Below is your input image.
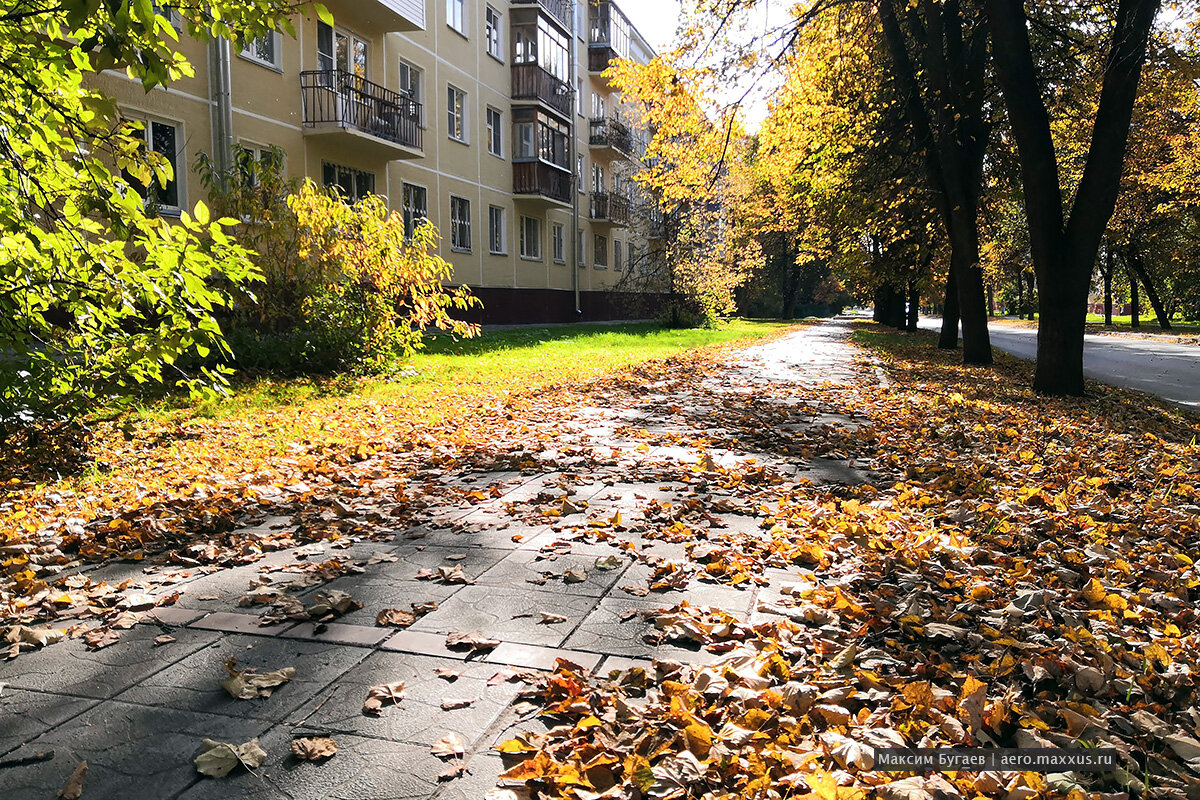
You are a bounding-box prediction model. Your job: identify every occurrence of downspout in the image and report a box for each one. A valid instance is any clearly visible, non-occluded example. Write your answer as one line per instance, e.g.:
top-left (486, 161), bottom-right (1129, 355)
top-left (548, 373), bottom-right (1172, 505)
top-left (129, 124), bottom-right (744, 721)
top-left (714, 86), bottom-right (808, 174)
top-left (570, 0), bottom-right (581, 318)
top-left (210, 37), bottom-right (235, 183)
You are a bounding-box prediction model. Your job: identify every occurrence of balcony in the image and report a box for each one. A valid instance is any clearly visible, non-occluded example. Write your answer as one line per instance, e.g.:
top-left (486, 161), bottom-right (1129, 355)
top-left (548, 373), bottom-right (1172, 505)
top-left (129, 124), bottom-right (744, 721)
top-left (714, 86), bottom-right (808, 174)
top-left (589, 43), bottom-right (618, 74)
top-left (514, 162), bottom-right (572, 206)
top-left (511, 64), bottom-right (573, 120)
top-left (326, 0), bottom-right (424, 32)
top-left (300, 70), bottom-right (423, 160)
top-left (589, 117), bottom-right (633, 157)
top-left (509, 0), bottom-right (571, 32)
top-left (590, 192), bottom-right (630, 226)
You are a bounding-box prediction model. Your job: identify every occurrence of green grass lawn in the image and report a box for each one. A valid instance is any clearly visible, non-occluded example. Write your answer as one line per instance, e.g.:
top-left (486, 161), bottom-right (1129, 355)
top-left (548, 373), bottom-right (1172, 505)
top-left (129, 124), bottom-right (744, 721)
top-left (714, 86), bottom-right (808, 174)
top-left (993, 313), bottom-right (1200, 335)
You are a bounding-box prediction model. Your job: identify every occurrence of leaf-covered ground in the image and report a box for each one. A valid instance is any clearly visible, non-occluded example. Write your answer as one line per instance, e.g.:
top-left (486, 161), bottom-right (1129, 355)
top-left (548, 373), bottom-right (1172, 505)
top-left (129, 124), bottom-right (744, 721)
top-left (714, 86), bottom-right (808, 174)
top-left (478, 325), bottom-right (1200, 800)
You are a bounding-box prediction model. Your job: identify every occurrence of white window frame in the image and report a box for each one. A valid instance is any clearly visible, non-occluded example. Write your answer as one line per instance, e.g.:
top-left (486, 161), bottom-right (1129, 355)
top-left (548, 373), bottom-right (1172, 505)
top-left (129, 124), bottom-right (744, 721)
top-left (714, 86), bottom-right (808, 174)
top-left (488, 205), bottom-right (506, 254)
top-left (398, 59), bottom-right (424, 126)
top-left (520, 215), bottom-right (542, 260)
top-left (127, 114), bottom-right (185, 215)
top-left (593, 233), bottom-right (608, 268)
top-left (577, 230), bottom-right (585, 266)
top-left (552, 223), bottom-right (565, 264)
top-left (450, 195), bottom-right (472, 252)
top-left (447, 85), bottom-right (468, 143)
top-left (577, 155), bottom-right (585, 194)
top-left (486, 107), bottom-right (503, 158)
top-left (240, 32), bottom-right (282, 70)
top-left (447, 0), bottom-right (466, 35)
top-left (577, 78), bottom-right (585, 116)
top-left (485, 6), bottom-right (503, 61)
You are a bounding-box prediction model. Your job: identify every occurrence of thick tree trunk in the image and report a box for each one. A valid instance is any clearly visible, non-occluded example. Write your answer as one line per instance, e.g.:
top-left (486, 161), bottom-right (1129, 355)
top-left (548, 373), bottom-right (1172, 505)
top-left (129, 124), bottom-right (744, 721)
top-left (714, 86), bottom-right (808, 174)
top-left (987, 283), bottom-right (994, 317)
top-left (939, 270), bottom-right (960, 349)
top-left (1127, 250), bottom-right (1173, 330)
top-left (1025, 272), bottom-right (1037, 320)
top-left (1015, 270), bottom-right (1024, 316)
top-left (1034, 276), bottom-right (1089, 397)
top-left (906, 283), bottom-right (920, 331)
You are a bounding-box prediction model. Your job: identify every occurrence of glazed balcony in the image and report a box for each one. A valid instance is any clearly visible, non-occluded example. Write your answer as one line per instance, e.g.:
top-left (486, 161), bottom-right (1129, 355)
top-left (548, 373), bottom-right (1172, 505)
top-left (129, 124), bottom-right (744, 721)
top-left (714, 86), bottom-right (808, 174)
top-left (509, 0), bottom-right (572, 32)
top-left (590, 192), bottom-right (630, 226)
top-left (514, 161), bottom-right (572, 206)
top-left (300, 70), bottom-right (423, 160)
top-left (511, 64), bottom-right (573, 119)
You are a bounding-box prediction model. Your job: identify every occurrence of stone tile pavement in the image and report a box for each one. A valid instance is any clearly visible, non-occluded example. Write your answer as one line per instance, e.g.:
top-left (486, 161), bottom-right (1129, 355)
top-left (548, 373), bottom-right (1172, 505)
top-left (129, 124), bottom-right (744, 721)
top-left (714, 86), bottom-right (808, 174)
top-left (0, 320), bottom-right (880, 799)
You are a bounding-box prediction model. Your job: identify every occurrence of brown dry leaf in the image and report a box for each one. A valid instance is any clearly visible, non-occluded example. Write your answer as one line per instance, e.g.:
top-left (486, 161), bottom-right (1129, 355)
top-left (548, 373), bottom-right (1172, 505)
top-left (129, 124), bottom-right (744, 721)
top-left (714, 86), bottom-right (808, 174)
top-left (362, 681), bottom-right (406, 715)
top-left (563, 569), bottom-right (588, 584)
top-left (375, 608), bottom-right (416, 627)
top-left (431, 732), bottom-right (467, 759)
top-left (435, 668), bottom-right (461, 681)
top-left (57, 761), bottom-right (87, 799)
top-left (438, 761), bottom-right (467, 781)
top-left (291, 737), bottom-right (338, 762)
top-left (193, 738), bottom-right (267, 778)
top-left (81, 628), bottom-right (119, 650)
top-left (441, 698), bottom-right (473, 710)
top-left (539, 612), bottom-right (567, 624)
top-left (153, 634), bottom-right (176, 647)
top-left (445, 630), bottom-right (500, 652)
top-left (221, 660), bottom-right (296, 700)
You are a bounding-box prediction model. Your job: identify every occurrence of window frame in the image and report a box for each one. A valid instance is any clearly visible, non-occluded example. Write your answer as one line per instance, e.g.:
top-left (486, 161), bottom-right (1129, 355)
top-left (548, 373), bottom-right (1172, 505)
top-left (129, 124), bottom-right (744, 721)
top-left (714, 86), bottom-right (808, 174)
top-left (485, 6), bottom-right (503, 61)
top-left (126, 114), bottom-right (185, 215)
top-left (447, 85), bottom-right (468, 143)
top-left (486, 107), bottom-right (504, 158)
top-left (239, 31), bottom-right (282, 70)
top-left (614, 239), bottom-right (623, 271)
top-left (447, 0), bottom-right (466, 36)
top-left (398, 59), bottom-right (424, 126)
top-left (488, 205), bottom-right (506, 255)
top-left (402, 182), bottom-right (429, 240)
top-left (322, 161), bottom-right (375, 203)
top-left (519, 215), bottom-right (542, 261)
top-left (593, 233), bottom-right (608, 268)
top-left (450, 195), bottom-right (472, 252)
top-left (552, 222), bottom-right (565, 264)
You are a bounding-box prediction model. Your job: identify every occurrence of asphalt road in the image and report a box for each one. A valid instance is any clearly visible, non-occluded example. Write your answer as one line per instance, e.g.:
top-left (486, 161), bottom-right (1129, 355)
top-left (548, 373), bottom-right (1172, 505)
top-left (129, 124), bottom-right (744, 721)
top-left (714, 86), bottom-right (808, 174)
top-left (917, 318), bottom-right (1200, 408)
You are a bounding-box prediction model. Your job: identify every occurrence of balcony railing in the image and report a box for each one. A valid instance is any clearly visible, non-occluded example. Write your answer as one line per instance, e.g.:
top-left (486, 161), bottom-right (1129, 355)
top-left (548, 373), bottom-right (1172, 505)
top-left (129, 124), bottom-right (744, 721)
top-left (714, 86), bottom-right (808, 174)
top-left (509, 0), bottom-right (572, 31)
top-left (589, 117), bottom-right (633, 156)
top-left (590, 192), bottom-right (630, 225)
top-left (514, 162), bottom-right (572, 204)
top-left (300, 70), bottom-right (422, 151)
top-left (511, 63), bottom-right (573, 119)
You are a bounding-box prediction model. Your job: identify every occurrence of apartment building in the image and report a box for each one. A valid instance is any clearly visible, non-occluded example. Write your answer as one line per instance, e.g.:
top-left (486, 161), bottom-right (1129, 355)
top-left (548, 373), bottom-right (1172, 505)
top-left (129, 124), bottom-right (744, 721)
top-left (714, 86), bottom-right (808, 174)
top-left (98, 0), bottom-right (662, 324)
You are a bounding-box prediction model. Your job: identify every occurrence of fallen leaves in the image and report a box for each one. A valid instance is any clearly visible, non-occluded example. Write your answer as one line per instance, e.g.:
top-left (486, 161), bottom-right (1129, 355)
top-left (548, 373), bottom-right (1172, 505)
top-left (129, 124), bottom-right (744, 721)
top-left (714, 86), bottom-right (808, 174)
top-left (194, 738), bottom-right (267, 778)
top-left (290, 737), bottom-right (337, 762)
top-left (57, 761), bottom-right (87, 799)
top-left (362, 681), bottom-right (406, 715)
top-left (221, 660), bottom-right (296, 700)
top-left (446, 630), bottom-right (500, 653)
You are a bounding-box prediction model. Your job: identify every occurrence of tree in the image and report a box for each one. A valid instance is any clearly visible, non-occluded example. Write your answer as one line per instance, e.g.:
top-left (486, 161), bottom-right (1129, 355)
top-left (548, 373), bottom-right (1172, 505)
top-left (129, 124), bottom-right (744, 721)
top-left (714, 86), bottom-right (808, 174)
top-left (985, 0), bottom-right (1162, 395)
top-left (0, 1), bottom-right (312, 421)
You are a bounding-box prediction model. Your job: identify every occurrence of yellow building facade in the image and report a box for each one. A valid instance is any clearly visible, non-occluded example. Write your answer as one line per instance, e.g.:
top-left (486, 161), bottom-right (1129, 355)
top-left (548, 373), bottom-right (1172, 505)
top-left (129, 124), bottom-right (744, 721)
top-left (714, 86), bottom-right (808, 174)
top-left (104, 0), bottom-right (660, 323)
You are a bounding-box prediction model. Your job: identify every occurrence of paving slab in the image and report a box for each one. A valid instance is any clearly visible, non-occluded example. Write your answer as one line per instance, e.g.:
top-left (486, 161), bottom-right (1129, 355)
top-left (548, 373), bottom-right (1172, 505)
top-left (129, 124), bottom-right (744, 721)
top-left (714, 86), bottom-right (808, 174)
top-left (114, 634), bottom-right (370, 722)
top-left (1, 701), bottom-right (269, 800)
top-left (408, 584), bottom-right (600, 648)
top-left (0, 687), bottom-right (97, 757)
top-left (563, 596), bottom-right (723, 664)
top-left (475, 547), bottom-right (630, 597)
top-left (485, 642), bottom-right (602, 672)
top-left (177, 727), bottom-right (442, 800)
top-left (283, 650), bottom-right (522, 749)
top-left (0, 625), bottom-right (219, 700)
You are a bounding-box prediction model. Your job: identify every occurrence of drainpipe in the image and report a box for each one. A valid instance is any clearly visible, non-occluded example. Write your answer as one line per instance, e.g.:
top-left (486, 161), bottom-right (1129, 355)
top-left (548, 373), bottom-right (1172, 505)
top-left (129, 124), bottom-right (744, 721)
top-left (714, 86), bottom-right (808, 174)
top-left (569, 0), bottom-right (581, 319)
top-left (210, 37), bottom-right (235, 184)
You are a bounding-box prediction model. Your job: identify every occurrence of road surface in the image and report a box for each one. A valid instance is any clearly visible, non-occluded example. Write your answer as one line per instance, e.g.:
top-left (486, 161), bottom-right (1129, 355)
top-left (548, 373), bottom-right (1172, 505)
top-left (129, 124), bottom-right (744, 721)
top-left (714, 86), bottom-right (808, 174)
top-left (917, 318), bottom-right (1200, 408)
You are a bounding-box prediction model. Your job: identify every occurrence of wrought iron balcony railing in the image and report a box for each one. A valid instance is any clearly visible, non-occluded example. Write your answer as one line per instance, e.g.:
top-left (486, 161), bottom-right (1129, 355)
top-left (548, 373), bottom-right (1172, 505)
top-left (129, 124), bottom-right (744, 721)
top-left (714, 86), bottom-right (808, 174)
top-left (590, 192), bottom-right (631, 225)
top-left (300, 70), bottom-right (422, 151)
top-left (514, 162), bottom-right (572, 204)
top-left (588, 117), bottom-right (634, 156)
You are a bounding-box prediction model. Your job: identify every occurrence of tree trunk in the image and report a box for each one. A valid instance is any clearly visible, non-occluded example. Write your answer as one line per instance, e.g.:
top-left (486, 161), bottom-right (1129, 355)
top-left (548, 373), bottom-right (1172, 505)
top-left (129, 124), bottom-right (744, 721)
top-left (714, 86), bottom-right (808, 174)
top-left (1015, 269), bottom-right (1024, 316)
top-left (1103, 248), bottom-right (1114, 326)
top-left (939, 270), bottom-right (960, 349)
top-left (1127, 250), bottom-right (1173, 330)
top-left (1129, 264), bottom-right (1141, 328)
top-left (906, 282), bottom-right (919, 331)
top-left (891, 285), bottom-right (908, 328)
top-left (1025, 272), bottom-right (1037, 320)
top-left (1034, 276), bottom-right (1089, 397)
top-left (987, 283), bottom-right (994, 317)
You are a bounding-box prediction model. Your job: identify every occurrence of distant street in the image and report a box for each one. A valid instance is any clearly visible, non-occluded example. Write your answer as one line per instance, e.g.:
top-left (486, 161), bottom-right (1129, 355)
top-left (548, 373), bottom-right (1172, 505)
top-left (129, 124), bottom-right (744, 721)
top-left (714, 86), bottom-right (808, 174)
top-left (918, 318), bottom-right (1200, 408)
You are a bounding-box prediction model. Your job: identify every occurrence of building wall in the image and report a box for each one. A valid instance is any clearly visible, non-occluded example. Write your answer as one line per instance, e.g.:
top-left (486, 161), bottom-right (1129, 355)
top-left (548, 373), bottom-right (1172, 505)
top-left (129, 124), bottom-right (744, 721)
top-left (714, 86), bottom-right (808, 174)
top-left (97, 0), bottom-right (659, 323)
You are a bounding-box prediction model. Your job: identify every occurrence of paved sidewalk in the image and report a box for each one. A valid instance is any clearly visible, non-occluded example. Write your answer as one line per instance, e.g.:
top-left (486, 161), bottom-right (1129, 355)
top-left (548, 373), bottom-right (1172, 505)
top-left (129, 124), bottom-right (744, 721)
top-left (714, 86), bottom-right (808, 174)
top-left (0, 320), bottom-right (876, 800)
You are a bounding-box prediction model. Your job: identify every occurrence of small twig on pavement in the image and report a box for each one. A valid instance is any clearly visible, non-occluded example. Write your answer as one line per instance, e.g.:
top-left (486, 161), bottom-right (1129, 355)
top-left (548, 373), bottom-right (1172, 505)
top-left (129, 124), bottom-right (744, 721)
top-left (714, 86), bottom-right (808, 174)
top-left (289, 689), bottom-right (336, 729)
top-left (0, 750), bottom-right (54, 769)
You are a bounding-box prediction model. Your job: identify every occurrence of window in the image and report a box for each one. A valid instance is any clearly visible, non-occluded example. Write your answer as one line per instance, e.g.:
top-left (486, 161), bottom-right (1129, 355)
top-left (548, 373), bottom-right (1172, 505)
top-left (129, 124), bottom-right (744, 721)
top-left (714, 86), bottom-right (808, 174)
top-left (399, 60), bottom-right (423, 123)
top-left (520, 215), bottom-right (541, 260)
top-left (153, 2), bottom-right (182, 30)
top-left (614, 240), bottom-right (623, 271)
top-left (241, 32), bottom-right (281, 69)
top-left (577, 78), bottom-right (585, 116)
top-left (486, 107), bottom-right (503, 157)
top-left (317, 21), bottom-right (367, 77)
top-left (552, 223), bottom-right (565, 264)
top-left (402, 183), bottom-right (428, 239)
top-left (593, 233), bottom-right (608, 268)
top-left (512, 108), bottom-right (568, 167)
top-left (322, 162), bottom-right (374, 202)
top-left (450, 196), bottom-right (471, 251)
top-left (489, 206), bottom-right (506, 254)
top-left (593, 163), bottom-right (605, 193)
top-left (591, 92), bottom-right (605, 120)
top-left (577, 231), bottom-right (585, 266)
top-left (125, 117), bottom-right (183, 213)
top-left (235, 143), bottom-right (282, 186)
top-left (511, 16), bottom-right (569, 82)
top-left (447, 0), bottom-right (465, 34)
top-left (447, 85), bottom-right (467, 142)
top-left (485, 6), bottom-right (503, 60)
top-left (577, 155), bottom-right (585, 194)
